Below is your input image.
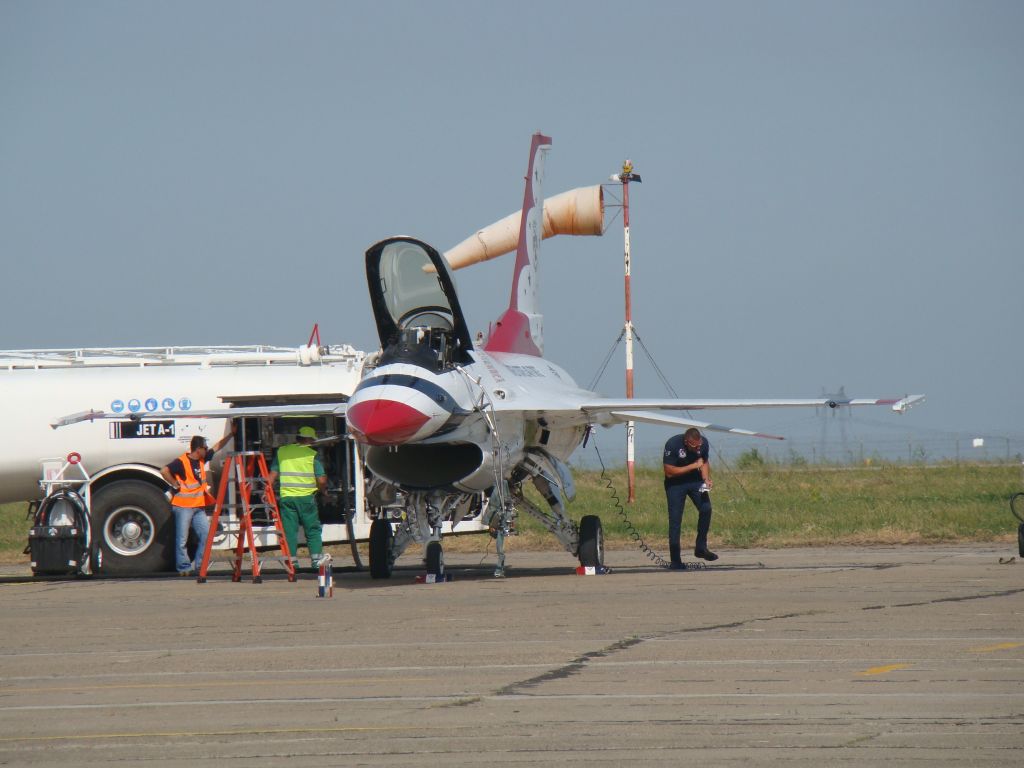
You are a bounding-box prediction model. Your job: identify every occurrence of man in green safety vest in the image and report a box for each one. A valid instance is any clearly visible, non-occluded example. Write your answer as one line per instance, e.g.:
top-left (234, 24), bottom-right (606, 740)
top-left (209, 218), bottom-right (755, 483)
top-left (267, 425), bottom-right (327, 568)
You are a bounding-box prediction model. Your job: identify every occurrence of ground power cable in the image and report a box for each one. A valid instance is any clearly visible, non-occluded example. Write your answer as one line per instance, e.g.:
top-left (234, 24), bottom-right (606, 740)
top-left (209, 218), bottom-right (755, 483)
top-left (455, 364), bottom-right (514, 571)
top-left (591, 435), bottom-right (704, 571)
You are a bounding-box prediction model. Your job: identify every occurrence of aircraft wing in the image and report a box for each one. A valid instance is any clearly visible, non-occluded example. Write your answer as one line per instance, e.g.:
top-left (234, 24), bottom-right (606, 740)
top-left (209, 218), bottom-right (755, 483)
top-left (582, 395), bottom-right (925, 414)
top-left (505, 404), bottom-right (784, 439)
top-left (605, 410), bottom-right (785, 439)
top-left (52, 402), bottom-right (347, 429)
top-left (502, 394), bottom-right (924, 440)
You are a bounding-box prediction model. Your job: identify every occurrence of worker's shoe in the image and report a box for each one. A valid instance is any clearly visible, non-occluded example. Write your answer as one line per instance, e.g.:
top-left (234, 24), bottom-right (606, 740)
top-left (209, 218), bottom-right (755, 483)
top-left (177, 569), bottom-right (194, 577)
top-left (694, 548), bottom-right (719, 561)
top-left (668, 561), bottom-right (688, 571)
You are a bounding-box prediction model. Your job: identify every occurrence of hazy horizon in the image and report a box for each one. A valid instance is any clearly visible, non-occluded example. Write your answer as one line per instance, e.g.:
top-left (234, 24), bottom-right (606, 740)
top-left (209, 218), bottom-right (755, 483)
top-left (3, 1), bottom-right (1021, 463)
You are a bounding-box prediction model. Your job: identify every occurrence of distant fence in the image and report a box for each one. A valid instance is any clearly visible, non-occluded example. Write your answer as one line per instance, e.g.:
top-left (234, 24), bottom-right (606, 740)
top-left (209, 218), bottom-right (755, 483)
top-left (574, 432), bottom-right (1024, 470)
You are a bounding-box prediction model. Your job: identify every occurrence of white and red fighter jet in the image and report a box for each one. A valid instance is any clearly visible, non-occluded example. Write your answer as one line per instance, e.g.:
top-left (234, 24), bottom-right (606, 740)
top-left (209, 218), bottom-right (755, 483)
top-left (344, 133), bottom-right (923, 578)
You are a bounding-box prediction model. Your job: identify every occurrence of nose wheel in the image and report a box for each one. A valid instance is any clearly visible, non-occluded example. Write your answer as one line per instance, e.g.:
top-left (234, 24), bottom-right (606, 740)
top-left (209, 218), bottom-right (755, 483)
top-left (369, 518), bottom-right (394, 579)
top-left (425, 541), bottom-right (444, 579)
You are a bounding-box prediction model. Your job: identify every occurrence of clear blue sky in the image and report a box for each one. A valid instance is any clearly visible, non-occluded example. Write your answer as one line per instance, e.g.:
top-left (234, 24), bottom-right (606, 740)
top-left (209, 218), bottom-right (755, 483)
top-left (2, 1), bottom-right (1021, 461)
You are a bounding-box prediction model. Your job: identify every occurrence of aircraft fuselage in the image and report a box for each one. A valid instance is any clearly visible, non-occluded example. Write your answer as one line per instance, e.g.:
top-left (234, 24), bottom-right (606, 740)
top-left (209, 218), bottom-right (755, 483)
top-left (347, 349), bottom-right (589, 494)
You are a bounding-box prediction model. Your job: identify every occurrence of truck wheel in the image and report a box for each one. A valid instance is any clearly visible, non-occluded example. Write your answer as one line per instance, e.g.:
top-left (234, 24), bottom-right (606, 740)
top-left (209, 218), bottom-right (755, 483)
top-left (92, 481), bottom-right (174, 574)
top-left (369, 518), bottom-right (393, 579)
top-left (578, 514), bottom-right (604, 568)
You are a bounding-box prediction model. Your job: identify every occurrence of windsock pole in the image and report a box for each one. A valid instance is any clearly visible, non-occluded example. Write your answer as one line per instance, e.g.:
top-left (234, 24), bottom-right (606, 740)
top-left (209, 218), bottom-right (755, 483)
top-left (616, 161), bottom-right (642, 503)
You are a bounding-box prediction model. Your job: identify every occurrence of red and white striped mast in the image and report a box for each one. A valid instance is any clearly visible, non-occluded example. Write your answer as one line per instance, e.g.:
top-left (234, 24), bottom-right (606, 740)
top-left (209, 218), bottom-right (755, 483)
top-left (615, 160), bottom-right (642, 503)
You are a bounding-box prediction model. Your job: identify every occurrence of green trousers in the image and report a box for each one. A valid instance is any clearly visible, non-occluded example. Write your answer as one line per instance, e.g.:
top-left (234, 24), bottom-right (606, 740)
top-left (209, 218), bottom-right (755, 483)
top-left (278, 495), bottom-right (323, 558)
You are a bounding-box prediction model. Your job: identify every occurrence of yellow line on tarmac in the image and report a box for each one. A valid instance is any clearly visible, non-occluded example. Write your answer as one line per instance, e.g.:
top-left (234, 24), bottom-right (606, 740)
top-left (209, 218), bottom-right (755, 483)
top-left (3, 676), bottom-right (433, 695)
top-left (858, 663), bottom-right (910, 676)
top-left (969, 642), bottom-right (1022, 653)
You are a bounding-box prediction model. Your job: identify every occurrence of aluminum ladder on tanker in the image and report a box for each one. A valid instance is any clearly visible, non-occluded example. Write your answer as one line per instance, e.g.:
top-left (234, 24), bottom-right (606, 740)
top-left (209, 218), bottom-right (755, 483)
top-left (196, 451), bottom-right (296, 583)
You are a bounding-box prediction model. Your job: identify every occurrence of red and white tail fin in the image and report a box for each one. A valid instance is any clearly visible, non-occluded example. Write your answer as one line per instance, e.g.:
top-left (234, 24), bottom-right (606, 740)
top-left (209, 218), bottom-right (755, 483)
top-left (484, 132), bottom-right (551, 356)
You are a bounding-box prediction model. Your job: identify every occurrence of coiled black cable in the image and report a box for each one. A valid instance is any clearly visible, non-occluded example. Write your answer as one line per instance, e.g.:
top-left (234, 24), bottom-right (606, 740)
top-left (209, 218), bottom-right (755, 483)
top-left (592, 437), bottom-right (674, 569)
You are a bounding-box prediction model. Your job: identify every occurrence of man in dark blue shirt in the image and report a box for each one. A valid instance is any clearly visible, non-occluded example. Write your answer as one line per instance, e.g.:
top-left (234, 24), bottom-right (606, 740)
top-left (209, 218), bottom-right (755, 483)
top-left (663, 427), bottom-right (717, 569)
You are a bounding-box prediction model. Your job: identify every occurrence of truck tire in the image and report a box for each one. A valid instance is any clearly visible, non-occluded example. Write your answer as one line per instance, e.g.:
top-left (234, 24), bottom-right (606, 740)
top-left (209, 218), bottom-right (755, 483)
top-left (92, 481), bottom-right (175, 574)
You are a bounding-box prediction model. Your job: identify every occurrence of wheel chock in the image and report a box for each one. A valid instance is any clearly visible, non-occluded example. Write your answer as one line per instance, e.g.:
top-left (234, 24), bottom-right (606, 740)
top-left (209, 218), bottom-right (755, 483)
top-left (575, 565), bottom-right (612, 575)
top-left (415, 573), bottom-right (453, 584)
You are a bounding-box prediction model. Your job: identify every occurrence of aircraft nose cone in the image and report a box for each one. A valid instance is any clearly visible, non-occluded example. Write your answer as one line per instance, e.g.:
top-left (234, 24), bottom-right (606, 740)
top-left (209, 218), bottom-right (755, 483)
top-left (347, 398), bottom-right (432, 445)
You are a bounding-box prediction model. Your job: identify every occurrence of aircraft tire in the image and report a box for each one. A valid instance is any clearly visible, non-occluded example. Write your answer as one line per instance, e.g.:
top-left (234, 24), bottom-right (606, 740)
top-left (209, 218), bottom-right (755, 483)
top-left (92, 481), bottom-right (175, 574)
top-left (369, 518), bottom-right (394, 579)
top-left (578, 514), bottom-right (605, 568)
top-left (425, 541), bottom-right (444, 578)
top-left (1011, 492), bottom-right (1024, 523)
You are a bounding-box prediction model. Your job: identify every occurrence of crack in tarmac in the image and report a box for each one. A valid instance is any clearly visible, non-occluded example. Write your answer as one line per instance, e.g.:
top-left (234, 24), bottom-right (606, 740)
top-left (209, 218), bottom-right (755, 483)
top-left (494, 585), bottom-right (1024, 700)
top-left (861, 587), bottom-right (1024, 611)
top-left (493, 610), bottom-right (822, 697)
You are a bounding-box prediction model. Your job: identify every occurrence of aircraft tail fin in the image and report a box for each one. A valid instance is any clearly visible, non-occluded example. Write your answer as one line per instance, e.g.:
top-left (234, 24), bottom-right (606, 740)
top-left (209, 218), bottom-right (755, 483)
top-left (484, 132), bottom-right (551, 356)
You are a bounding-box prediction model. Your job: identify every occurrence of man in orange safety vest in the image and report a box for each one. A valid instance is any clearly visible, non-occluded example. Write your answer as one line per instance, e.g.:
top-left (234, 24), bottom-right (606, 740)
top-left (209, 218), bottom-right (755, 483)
top-left (161, 428), bottom-right (235, 575)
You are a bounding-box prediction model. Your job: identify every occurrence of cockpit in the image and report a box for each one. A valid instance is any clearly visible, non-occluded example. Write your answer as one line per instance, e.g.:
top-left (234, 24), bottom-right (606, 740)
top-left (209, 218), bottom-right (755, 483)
top-left (365, 237), bottom-right (474, 370)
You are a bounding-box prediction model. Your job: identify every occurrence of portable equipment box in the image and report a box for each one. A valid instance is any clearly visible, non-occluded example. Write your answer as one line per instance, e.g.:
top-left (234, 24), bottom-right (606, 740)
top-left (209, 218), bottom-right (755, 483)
top-left (29, 490), bottom-right (91, 576)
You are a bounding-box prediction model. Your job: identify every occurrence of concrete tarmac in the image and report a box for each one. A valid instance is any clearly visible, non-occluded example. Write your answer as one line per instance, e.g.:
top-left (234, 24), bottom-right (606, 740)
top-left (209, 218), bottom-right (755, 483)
top-left (0, 545), bottom-right (1022, 766)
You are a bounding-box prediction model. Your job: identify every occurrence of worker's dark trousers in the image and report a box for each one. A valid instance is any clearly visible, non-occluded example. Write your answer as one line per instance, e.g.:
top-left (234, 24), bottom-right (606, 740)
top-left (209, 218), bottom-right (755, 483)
top-left (665, 482), bottom-right (712, 563)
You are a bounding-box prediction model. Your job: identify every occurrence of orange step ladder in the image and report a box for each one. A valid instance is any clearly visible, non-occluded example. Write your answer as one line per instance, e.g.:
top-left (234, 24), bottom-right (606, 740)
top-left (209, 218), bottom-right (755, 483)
top-left (197, 451), bottom-right (296, 583)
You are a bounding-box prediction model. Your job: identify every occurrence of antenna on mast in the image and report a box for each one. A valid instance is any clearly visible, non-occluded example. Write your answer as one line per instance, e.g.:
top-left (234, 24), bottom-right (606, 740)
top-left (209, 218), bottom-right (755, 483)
top-left (611, 160), bottom-right (642, 503)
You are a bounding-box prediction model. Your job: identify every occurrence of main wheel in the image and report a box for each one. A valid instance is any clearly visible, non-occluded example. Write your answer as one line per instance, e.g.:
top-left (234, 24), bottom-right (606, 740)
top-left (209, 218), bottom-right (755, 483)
top-left (425, 541), bottom-right (444, 578)
top-left (369, 518), bottom-right (394, 579)
top-left (1011, 494), bottom-right (1024, 558)
top-left (1011, 492), bottom-right (1024, 523)
top-left (578, 514), bottom-right (604, 568)
top-left (91, 481), bottom-right (174, 574)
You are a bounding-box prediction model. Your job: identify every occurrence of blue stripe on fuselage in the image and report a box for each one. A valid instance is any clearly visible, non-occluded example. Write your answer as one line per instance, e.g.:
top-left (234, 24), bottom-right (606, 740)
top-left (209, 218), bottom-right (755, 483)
top-left (354, 373), bottom-right (466, 418)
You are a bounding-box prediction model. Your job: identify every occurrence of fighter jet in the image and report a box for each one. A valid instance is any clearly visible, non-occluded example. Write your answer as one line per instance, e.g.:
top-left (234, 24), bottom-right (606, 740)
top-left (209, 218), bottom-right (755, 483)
top-left (343, 133), bottom-right (923, 578)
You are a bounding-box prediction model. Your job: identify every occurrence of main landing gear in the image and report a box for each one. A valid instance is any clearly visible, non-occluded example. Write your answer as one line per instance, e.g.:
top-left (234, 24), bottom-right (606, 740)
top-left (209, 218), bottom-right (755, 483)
top-left (367, 497), bottom-right (607, 579)
top-left (577, 514), bottom-right (605, 569)
top-left (368, 517), bottom-right (448, 582)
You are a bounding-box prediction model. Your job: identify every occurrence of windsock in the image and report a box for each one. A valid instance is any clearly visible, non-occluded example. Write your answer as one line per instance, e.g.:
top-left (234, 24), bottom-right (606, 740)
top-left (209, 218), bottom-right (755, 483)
top-left (441, 185), bottom-right (604, 271)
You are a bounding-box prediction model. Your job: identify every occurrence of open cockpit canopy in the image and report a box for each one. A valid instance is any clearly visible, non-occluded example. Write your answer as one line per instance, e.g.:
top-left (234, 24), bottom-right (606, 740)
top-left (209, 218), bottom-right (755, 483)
top-left (364, 237), bottom-right (474, 368)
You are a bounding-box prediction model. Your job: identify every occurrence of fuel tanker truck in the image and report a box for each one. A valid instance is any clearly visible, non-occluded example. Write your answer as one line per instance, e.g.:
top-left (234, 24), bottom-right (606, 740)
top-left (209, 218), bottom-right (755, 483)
top-left (2, 343), bottom-right (373, 574)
